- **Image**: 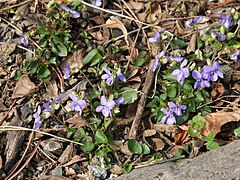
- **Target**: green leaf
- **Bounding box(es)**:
[14,70,22,80]
[203,132,215,142]
[234,128,240,137]
[141,144,150,154]
[227,40,240,48]
[135,51,150,67]
[81,137,94,152]
[206,141,219,150]
[83,49,99,65]
[90,53,102,66]
[30,61,39,75]
[121,87,138,104]
[167,85,177,98]
[95,147,112,157]
[185,99,196,112]
[95,129,108,144]
[51,42,68,57]
[188,127,199,137]
[124,163,132,173]
[176,111,189,124]
[211,41,222,51]
[128,139,142,154]
[194,90,204,102]
[37,64,51,79]
[171,39,188,49]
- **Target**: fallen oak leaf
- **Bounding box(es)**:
[201,111,240,137]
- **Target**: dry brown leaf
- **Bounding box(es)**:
[201,111,240,137]
[106,16,129,47]
[58,143,75,164]
[187,33,197,54]
[12,75,37,99]
[43,79,59,101]
[143,129,156,137]
[65,114,86,128]
[126,1,144,12]
[211,83,225,99]
[62,49,85,72]
[149,137,165,151]
[0,43,16,56]
[173,125,190,145]
[65,167,75,176]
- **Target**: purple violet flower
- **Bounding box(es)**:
[68,94,87,116]
[152,51,165,72]
[186,16,203,28]
[20,34,28,46]
[101,68,115,85]
[116,72,126,82]
[231,50,240,62]
[203,61,224,82]
[148,29,165,43]
[63,63,71,79]
[168,102,187,116]
[172,60,189,84]
[220,14,232,29]
[168,56,184,62]
[92,0,102,6]
[43,101,53,112]
[115,96,124,107]
[161,108,176,125]
[192,70,210,89]
[96,96,116,117]
[33,106,42,130]
[210,30,226,42]
[60,4,80,18]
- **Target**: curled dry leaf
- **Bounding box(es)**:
[201,111,240,137]
[43,79,59,101]
[106,16,129,47]
[12,75,37,99]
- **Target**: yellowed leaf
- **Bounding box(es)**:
[12,75,37,99]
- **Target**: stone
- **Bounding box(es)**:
[113,140,240,180]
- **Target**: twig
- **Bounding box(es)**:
[0,0,32,12]
[134,155,185,169]
[0,99,17,126]
[6,128,35,179]
[0,126,83,146]
[7,141,40,180]
[128,60,155,139]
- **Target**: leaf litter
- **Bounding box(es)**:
[0,0,240,179]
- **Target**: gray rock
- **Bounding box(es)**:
[114,140,240,180]
[49,166,63,176]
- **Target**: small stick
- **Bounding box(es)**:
[0,0,32,12]
[128,60,155,139]
[0,126,83,146]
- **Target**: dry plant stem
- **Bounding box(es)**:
[134,155,185,169]
[0,0,32,12]
[103,25,151,46]
[6,141,40,180]
[35,142,57,163]
[0,99,17,126]
[0,126,83,146]
[196,95,240,109]
[221,99,240,107]
[128,60,155,139]
[6,130,35,179]
[209,106,239,110]
[50,65,64,92]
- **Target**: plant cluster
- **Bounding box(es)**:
[20,1,239,175]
